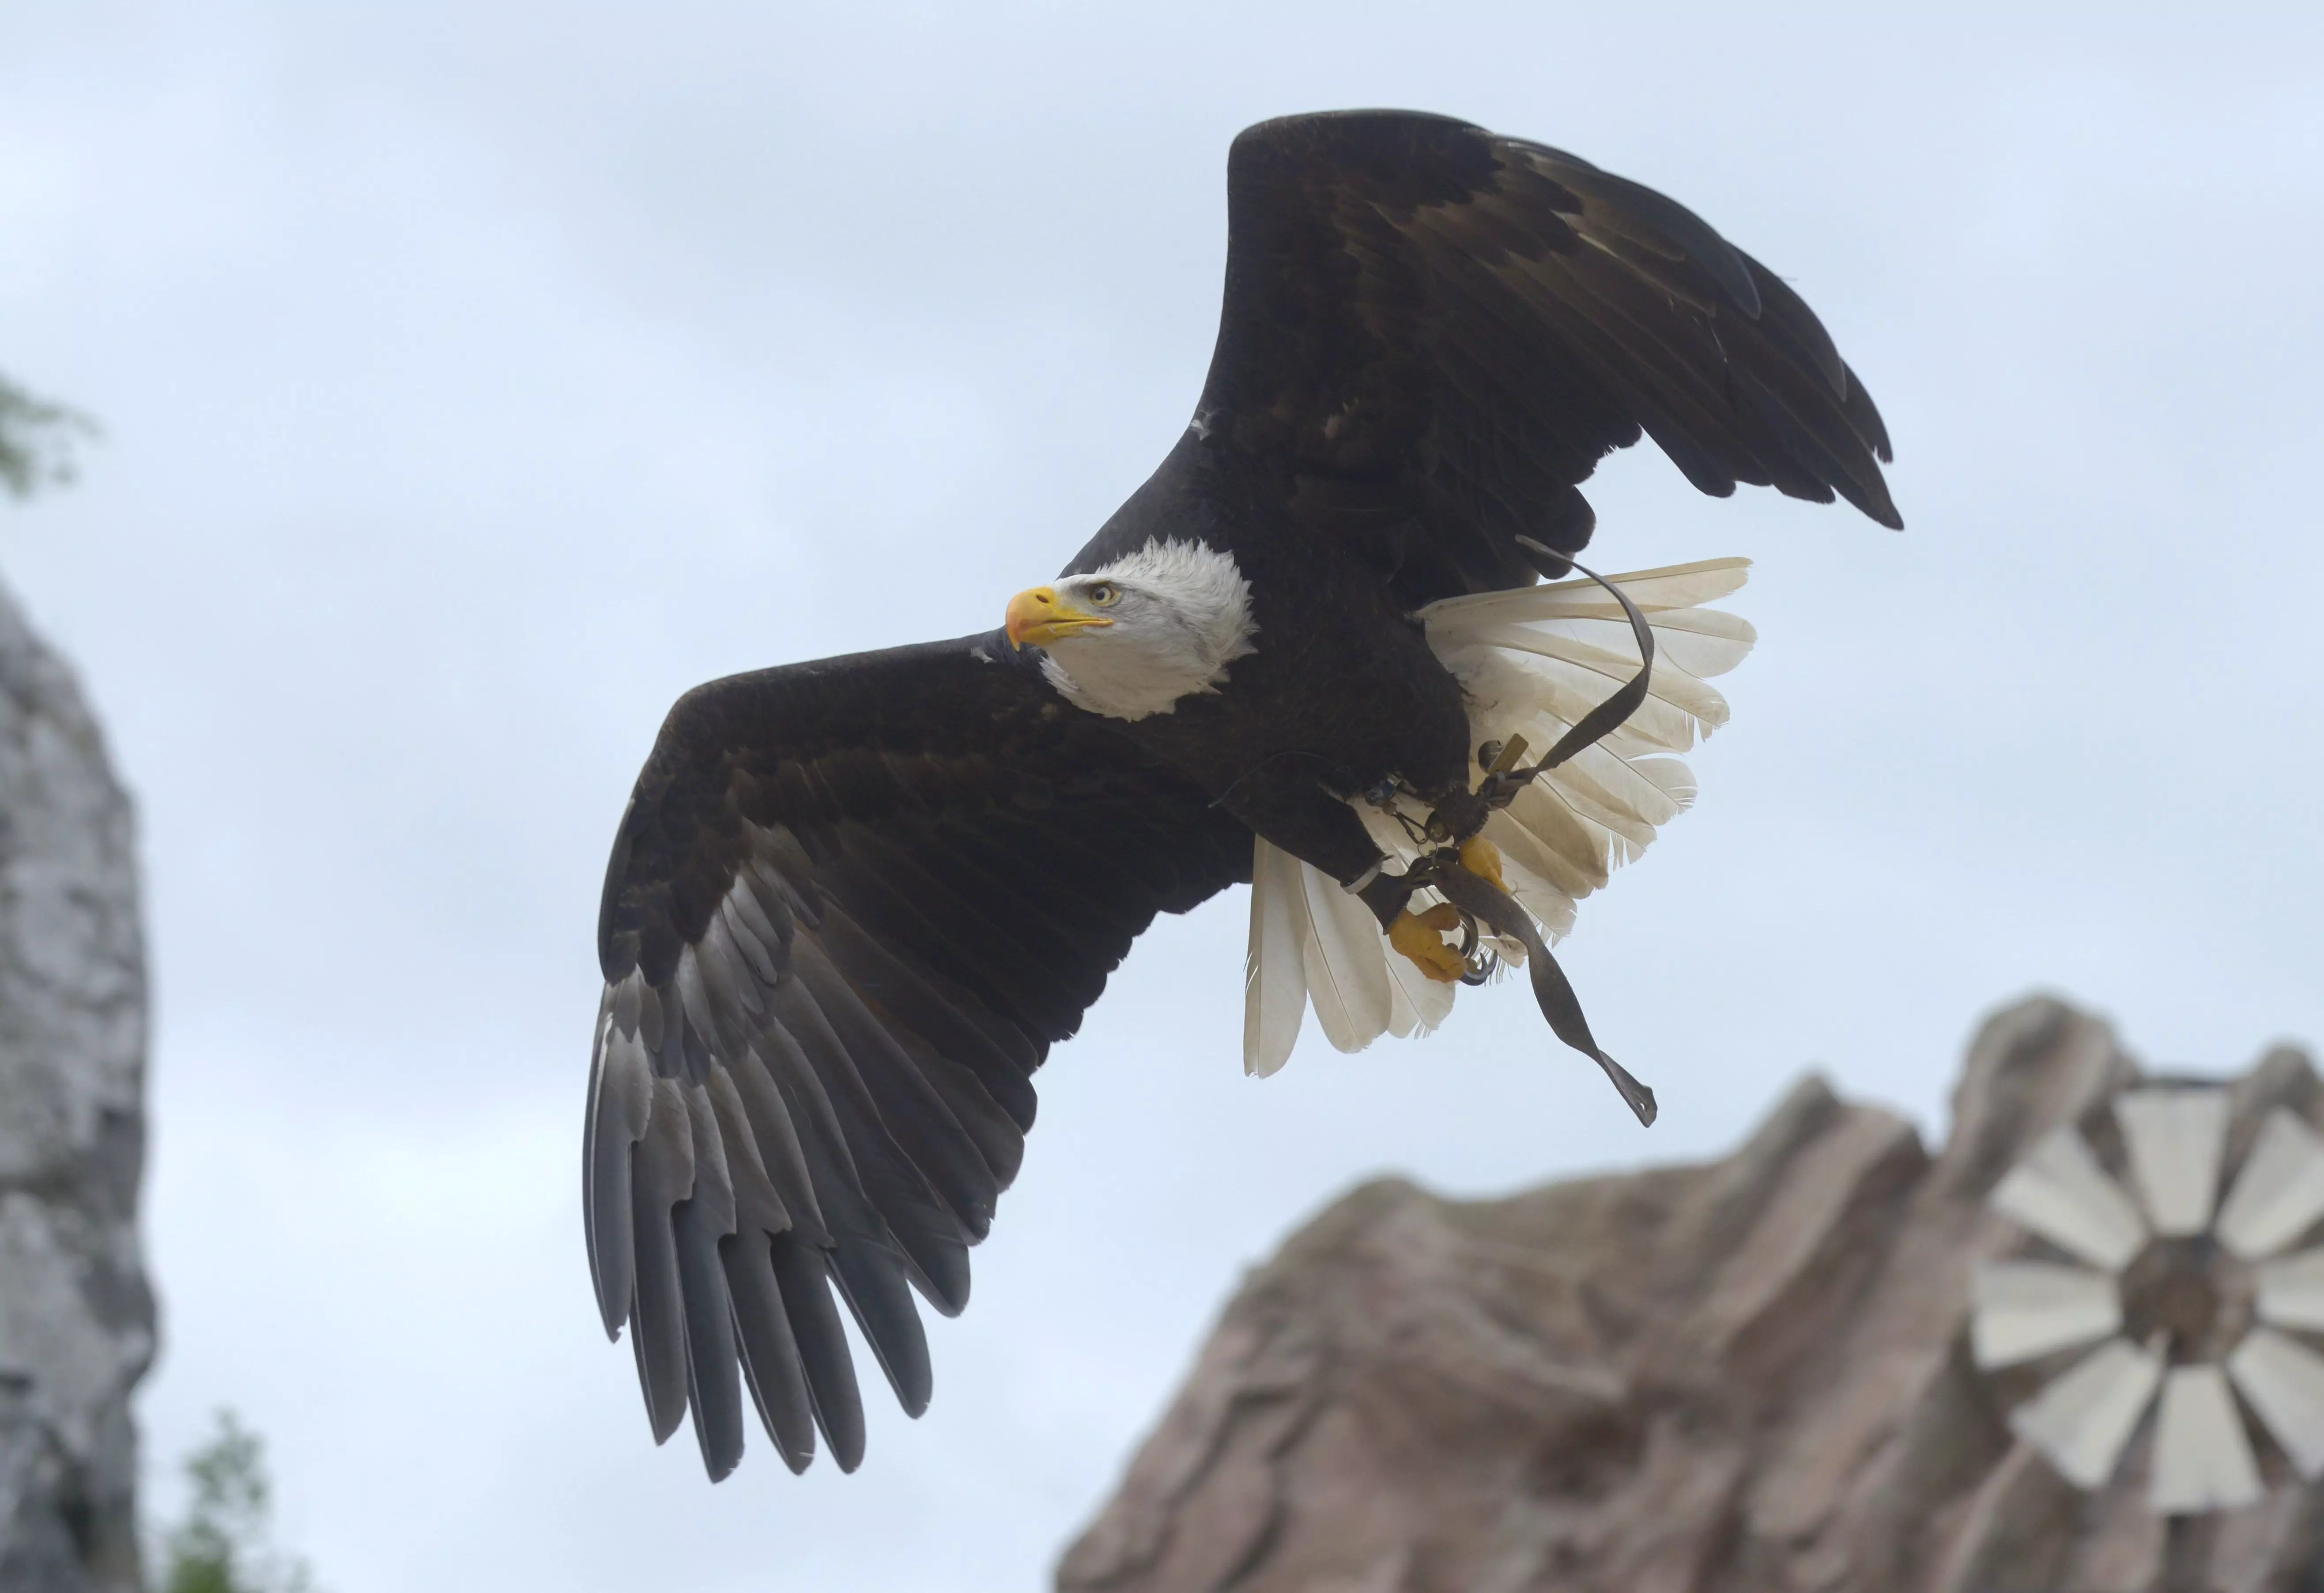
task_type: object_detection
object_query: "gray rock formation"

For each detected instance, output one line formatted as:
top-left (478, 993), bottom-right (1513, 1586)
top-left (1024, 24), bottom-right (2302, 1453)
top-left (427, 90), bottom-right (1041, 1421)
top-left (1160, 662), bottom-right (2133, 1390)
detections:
top-left (0, 580), bottom-right (152, 1593)
top-left (1059, 999), bottom-right (2324, 1593)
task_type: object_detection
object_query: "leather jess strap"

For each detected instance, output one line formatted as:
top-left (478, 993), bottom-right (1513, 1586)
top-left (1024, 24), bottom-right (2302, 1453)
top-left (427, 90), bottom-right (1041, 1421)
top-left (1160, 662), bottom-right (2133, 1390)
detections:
top-left (1459, 542), bottom-right (1663, 1125)
top-left (1502, 541), bottom-right (1657, 788)
top-left (1431, 858), bottom-right (1659, 1127)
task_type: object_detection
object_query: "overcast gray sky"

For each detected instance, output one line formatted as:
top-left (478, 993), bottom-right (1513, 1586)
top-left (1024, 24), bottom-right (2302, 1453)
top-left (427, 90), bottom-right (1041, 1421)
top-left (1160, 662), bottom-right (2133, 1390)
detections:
top-left (4, 3), bottom-right (2320, 1588)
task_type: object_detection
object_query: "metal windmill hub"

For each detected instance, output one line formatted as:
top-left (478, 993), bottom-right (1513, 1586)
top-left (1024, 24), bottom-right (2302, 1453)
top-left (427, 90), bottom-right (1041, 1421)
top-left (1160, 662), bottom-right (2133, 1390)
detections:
top-left (2118, 1238), bottom-right (2253, 1363)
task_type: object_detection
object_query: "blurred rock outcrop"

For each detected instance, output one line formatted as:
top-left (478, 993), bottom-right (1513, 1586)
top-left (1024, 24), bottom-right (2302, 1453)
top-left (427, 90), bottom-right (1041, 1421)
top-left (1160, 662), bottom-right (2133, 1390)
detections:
top-left (1059, 999), bottom-right (2324, 1593)
top-left (0, 580), bottom-right (152, 1592)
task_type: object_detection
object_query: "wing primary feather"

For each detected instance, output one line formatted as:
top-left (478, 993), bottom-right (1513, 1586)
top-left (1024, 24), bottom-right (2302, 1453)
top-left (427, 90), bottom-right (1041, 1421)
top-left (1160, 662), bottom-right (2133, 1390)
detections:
top-left (628, 1076), bottom-right (696, 1444)
top-left (727, 1042), bottom-right (830, 1242)
top-left (814, 902), bottom-right (1040, 1130)
top-left (823, 1231), bottom-right (935, 1417)
top-left (583, 994), bottom-right (652, 1337)
top-left (721, 1233), bottom-right (817, 1472)
top-left (829, 828), bottom-right (1091, 1042)
top-left (767, 979), bottom-right (974, 1314)
top-left (819, 895), bottom-right (1041, 1076)
top-left (1728, 360), bottom-right (1902, 528)
top-left (755, 1010), bottom-right (942, 1405)
top-left (672, 1079), bottom-right (746, 1480)
top-left (885, 1021), bottom-right (1026, 1192)
top-left (769, 1231), bottom-right (867, 1472)
top-left (674, 1193), bottom-right (747, 1480)
top-left (1736, 250), bottom-right (1848, 394)
top-left (791, 935), bottom-right (1002, 1242)
top-left (703, 1060), bottom-right (783, 1204)
top-left (1837, 360), bottom-right (1895, 463)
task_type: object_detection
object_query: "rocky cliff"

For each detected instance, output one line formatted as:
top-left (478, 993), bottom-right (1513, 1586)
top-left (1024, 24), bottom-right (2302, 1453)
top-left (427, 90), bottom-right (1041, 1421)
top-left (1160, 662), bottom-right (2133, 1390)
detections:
top-left (0, 579), bottom-right (152, 1592)
top-left (1059, 999), bottom-right (2324, 1593)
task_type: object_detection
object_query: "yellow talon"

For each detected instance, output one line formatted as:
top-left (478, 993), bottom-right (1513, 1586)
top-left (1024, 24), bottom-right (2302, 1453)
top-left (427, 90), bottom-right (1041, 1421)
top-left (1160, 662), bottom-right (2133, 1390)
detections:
top-left (1459, 834), bottom-right (1506, 893)
top-left (1389, 905), bottom-right (1466, 984)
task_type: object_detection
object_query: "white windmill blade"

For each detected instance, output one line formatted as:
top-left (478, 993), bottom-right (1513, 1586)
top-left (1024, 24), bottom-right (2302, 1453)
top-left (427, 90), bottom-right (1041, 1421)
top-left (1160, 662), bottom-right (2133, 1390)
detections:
top-left (2011, 1337), bottom-right (2163, 1489)
top-left (2215, 1108), bottom-right (2324, 1260)
top-left (2226, 1327), bottom-right (2324, 1480)
top-left (1970, 1260), bottom-right (2122, 1370)
top-left (2257, 1247), bottom-right (2324, 1333)
top-left (1991, 1127), bottom-right (2149, 1271)
top-left (2115, 1088), bottom-right (2229, 1237)
top-left (2148, 1365), bottom-right (2264, 1514)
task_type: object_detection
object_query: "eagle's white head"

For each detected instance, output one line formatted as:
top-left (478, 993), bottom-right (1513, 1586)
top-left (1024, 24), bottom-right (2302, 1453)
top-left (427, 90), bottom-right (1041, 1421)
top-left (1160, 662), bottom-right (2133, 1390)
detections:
top-left (1004, 537), bottom-right (1258, 721)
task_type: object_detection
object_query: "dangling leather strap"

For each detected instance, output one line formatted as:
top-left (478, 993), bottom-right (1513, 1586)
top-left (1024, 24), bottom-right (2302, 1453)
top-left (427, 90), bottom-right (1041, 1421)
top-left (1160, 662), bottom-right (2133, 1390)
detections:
top-left (1431, 859), bottom-right (1659, 1127)
top-left (1508, 544), bottom-right (1657, 778)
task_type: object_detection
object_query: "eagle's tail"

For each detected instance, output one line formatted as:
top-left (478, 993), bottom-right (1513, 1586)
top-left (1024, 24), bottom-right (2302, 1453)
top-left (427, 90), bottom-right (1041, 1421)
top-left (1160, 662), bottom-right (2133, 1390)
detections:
top-left (1241, 558), bottom-right (1755, 1077)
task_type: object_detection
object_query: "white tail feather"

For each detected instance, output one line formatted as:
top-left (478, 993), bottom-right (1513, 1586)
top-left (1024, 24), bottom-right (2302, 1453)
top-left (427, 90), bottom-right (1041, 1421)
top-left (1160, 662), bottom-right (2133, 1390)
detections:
top-left (1297, 856), bottom-right (1392, 1053)
top-left (1241, 558), bottom-right (1754, 1072)
top-left (1421, 556), bottom-right (1749, 624)
top-left (1385, 935), bottom-right (1457, 1038)
top-left (1243, 839), bottom-right (1307, 1076)
top-left (1449, 622), bottom-right (1737, 728)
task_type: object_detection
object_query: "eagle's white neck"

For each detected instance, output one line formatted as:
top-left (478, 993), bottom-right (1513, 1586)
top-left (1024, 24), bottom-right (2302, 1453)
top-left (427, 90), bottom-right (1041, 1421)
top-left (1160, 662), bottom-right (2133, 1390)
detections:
top-left (1039, 538), bottom-right (1258, 721)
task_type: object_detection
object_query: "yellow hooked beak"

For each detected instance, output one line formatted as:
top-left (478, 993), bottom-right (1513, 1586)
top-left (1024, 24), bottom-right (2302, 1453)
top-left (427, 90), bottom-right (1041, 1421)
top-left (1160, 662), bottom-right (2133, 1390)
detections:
top-left (1005, 585), bottom-right (1113, 650)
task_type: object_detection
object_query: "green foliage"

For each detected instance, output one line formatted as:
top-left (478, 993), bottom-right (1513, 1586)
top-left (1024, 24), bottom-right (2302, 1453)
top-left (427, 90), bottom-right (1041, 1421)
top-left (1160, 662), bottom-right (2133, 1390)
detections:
top-left (158, 1412), bottom-right (318, 1593)
top-left (0, 372), bottom-right (96, 499)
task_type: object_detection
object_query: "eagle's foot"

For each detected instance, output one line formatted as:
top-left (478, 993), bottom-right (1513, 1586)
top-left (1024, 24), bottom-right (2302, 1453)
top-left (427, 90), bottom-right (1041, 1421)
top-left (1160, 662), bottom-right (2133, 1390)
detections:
top-left (1457, 835), bottom-right (1505, 892)
top-left (1389, 903), bottom-right (1467, 984)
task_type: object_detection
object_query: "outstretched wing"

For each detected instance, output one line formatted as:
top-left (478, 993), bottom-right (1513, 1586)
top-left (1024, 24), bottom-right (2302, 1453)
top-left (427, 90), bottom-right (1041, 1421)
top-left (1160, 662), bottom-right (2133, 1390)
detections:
top-left (1196, 109), bottom-right (1899, 608)
top-left (585, 635), bottom-right (1251, 1478)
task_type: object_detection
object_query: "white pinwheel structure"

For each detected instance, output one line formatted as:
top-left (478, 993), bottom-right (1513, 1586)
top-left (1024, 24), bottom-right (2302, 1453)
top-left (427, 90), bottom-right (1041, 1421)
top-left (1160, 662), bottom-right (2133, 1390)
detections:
top-left (1973, 1088), bottom-right (2324, 1513)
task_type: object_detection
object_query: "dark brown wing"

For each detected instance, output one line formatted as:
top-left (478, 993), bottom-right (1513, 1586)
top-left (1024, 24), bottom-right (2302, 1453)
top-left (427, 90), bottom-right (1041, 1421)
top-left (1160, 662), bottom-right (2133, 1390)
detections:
top-left (1197, 109), bottom-right (1899, 608)
top-left (584, 634), bottom-right (1250, 1478)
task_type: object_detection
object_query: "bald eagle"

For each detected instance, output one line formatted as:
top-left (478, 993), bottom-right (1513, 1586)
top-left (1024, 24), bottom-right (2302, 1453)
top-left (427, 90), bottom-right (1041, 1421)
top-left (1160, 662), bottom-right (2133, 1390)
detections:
top-left (584, 110), bottom-right (1899, 1480)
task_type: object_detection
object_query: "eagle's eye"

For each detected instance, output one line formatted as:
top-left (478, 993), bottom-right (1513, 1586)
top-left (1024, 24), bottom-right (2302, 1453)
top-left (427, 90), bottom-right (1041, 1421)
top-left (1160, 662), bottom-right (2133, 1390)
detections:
top-left (1087, 582), bottom-right (1120, 607)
